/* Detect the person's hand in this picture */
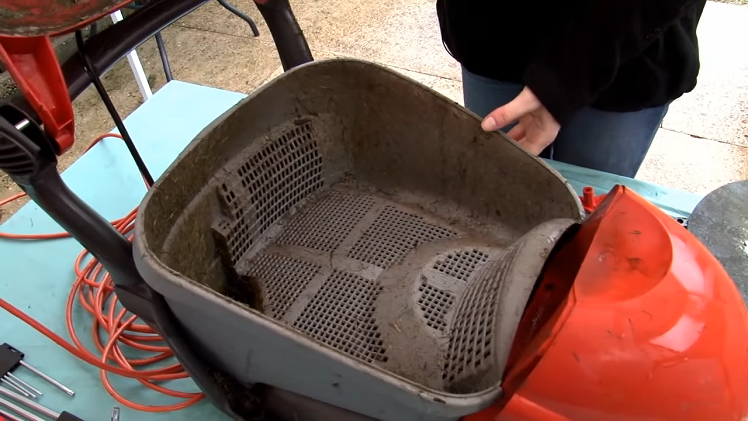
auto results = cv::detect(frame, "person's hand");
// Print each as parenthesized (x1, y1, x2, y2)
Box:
(480, 87, 561, 155)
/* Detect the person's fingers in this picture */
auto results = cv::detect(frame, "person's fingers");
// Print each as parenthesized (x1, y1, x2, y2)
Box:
(517, 121, 559, 155)
(481, 87, 541, 131)
(506, 122, 527, 141)
(518, 138, 546, 155)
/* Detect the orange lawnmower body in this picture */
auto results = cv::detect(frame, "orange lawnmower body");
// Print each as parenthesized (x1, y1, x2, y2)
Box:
(474, 186, 748, 421)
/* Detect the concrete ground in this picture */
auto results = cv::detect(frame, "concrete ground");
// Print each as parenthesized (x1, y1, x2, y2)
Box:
(1, 0, 747, 222)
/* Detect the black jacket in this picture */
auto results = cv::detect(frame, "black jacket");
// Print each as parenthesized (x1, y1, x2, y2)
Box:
(437, 0, 707, 124)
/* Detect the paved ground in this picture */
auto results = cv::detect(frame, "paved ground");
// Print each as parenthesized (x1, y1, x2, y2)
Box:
(1, 0, 747, 222)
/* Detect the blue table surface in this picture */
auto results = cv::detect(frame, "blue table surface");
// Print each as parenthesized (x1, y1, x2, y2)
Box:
(0, 80, 703, 420)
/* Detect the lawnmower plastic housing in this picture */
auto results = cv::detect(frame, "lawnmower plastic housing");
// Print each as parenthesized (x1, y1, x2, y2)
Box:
(133, 59, 585, 421)
(471, 186, 748, 421)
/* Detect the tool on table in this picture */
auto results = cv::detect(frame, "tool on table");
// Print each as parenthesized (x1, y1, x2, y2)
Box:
(0, 409, 21, 421)
(0, 396, 44, 421)
(0, 344, 75, 397)
(0, 388, 84, 421)
(0, 379, 31, 400)
(16, 361, 73, 397)
(110, 408, 119, 421)
(0, 386, 56, 418)
(4, 375, 40, 398)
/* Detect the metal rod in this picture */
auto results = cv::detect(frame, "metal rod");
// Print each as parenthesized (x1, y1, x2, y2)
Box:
(0, 386, 59, 419)
(14, 120, 29, 131)
(0, 381, 29, 399)
(4, 375, 41, 398)
(154, 32, 173, 82)
(0, 396, 46, 421)
(0, 409, 21, 421)
(217, 0, 260, 36)
(74, 29, 154, 186)
(0, 378, 34, 399)
(18, 361, 75, 396)
(111, 407, 120, 421)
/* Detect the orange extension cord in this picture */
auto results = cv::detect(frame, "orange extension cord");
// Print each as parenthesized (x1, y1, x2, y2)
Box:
(0, 133, 204, 412)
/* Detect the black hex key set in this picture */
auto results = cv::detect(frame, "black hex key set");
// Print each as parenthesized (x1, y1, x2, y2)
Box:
(0, 344, 83, 421)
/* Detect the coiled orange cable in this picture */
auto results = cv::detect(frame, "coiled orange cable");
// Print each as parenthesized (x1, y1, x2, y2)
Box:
(0, 133, 204, 412)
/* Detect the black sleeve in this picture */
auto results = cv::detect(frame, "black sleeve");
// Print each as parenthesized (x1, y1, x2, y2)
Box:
(522, 0, 703, 125)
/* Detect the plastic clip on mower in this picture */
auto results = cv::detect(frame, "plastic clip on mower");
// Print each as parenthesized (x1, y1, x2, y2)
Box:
(1, 1, 748, 421)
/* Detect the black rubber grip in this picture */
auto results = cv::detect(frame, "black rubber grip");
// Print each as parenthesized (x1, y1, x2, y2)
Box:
(0, 117, 39, 178)
(56, 411, 84, 421)
(0, 344, 23, 377)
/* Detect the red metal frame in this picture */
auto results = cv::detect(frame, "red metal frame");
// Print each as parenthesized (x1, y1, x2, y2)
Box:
(0, 35, 74, 153)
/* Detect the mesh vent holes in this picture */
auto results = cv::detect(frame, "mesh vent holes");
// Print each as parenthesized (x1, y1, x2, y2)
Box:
(434, 249, 489, 282)
(294, 271, 387, 364)
(277, 190, 375, 252)
(417, 280, 455, 332)
(348, 206, 457, 268)
(222, 214, 252, 264)
(442, 246, 519, 383)
(220, 122, 323, 263)
(245, 254, 322, 319)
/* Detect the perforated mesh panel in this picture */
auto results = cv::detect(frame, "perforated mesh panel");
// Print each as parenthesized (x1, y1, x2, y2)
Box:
(217, 191, 253, 263)
(244, 254, 322, 319)
(348, 206, 457, 268)
(219, 122, 323, 263)
(277, 190, 375, 252)
(434, 249, 489, 282)
(442, 246, 518, 382)
(294, 271, 387, 363)
(418, 280, 455, 331)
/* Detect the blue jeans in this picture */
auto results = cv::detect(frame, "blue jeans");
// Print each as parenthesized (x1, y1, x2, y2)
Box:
(461, 67, 669, 178)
